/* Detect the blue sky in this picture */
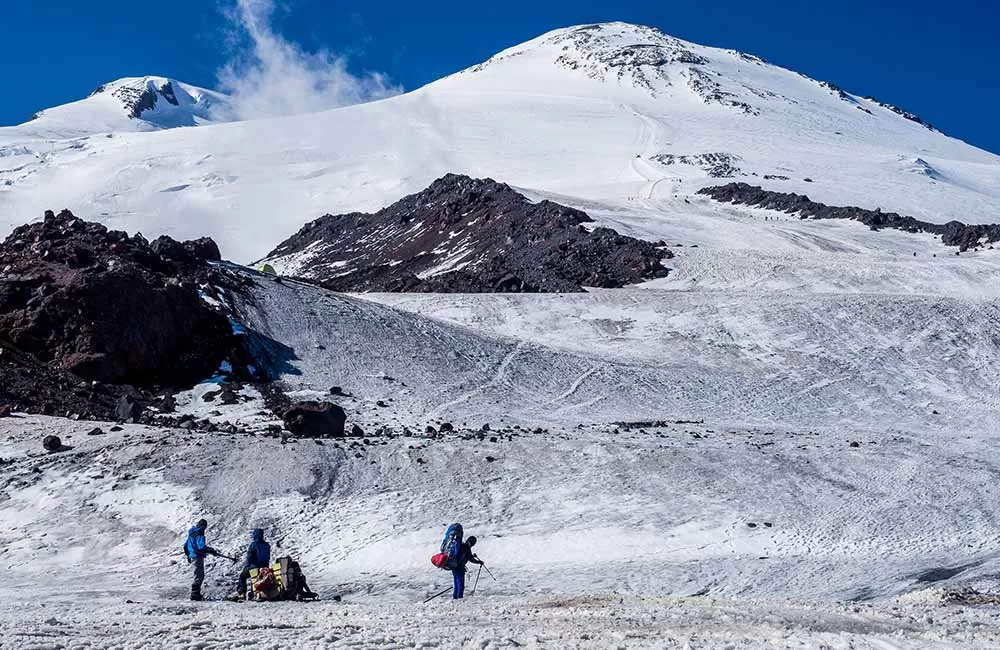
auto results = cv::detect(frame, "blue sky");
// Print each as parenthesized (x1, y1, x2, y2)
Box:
(1, 0, 997, 153)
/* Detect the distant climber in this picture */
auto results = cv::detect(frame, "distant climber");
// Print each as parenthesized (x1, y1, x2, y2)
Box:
(184, 518, 231, 601)
(232, 528, 271, 600)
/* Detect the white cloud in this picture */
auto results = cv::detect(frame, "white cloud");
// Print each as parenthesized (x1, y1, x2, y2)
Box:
(214, 0, 401, 120)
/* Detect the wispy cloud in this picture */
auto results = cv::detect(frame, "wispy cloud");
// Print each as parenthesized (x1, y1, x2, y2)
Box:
(213, 0, 401, 120)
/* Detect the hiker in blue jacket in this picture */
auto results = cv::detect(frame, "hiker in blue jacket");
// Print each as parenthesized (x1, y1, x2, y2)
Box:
(185, 518, 227, 601)
(232, 528, 271, 599)
(452, 535, 483, 599)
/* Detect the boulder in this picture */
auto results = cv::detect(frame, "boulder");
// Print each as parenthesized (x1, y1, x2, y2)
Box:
(282, 401, 346, 438)
(43, 435, 62, 452)
(0, 405, 10, 418)
(115, 395, 143, 423)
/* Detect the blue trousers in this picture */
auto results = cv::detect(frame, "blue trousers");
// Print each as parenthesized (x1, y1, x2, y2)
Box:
(452, 568, 465, 599)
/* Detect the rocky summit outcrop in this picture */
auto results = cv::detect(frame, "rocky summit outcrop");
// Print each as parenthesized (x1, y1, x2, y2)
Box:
(264, 174, 670, 292)
(699, 183, 1000, 252)
(0, 209, 233, 390)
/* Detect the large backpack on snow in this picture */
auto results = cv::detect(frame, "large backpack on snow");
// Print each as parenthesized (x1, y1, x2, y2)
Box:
(431, 523, 463, 570)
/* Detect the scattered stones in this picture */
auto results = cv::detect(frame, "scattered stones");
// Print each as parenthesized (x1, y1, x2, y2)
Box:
(849, 441, 861, 448)
(329, 386, 343, 396)
(0, 405, 10, 418)
(86, 427, 105, 436)
(350, 424, 364, 437)
(42, 435, 62, 452)
(485, 456, 497, 463)
(282, 401, 346, 438)
(109, 425, 123, 432)
(425, 425, 437, 434)
(439, 422, 454, 433)
(179, 420, 196, 430)
(218, 389, 239, 405)
(376, 400, 388, 408)
(481, 423, 491, 432)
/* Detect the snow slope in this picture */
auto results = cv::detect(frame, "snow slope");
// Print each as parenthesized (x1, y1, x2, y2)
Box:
(1, 22, 998, 262)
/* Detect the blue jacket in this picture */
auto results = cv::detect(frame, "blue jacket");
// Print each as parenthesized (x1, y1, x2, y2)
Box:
(245, 528, 271, 568)
(185, 524, 216, 560)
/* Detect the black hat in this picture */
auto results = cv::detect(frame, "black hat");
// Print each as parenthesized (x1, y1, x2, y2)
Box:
(467, 535, 477, 546)
(197, 518, 208, 528)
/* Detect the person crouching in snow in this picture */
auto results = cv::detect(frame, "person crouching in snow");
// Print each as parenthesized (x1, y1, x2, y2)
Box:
(185, 518, 228, 601)
(233, 528, 270, 600)
(452, 535, 484, 599)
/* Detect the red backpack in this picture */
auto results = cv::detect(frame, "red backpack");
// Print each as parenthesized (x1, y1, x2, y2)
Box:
(251, 567, 281, 601)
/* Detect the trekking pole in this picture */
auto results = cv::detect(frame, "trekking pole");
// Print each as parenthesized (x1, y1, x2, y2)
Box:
(480, 562, 497, 581)
(421, 586, 452, 604)
(471, 565, 483, 596)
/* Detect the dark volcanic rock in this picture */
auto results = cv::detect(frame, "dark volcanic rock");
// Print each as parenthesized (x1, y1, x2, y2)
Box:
(115, 395, 143, 423)
(0, 338, 132, 419)
(698, 183, 1000, 252)
(0, 210, 233, 387)
(43, 435, 62, 452)
(263, 174, 670, 292)
(282, 401, 347, 438)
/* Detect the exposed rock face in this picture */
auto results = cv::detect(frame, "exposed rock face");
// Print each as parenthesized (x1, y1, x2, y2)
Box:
(862, 96, 935, 131)
(264, 174, 670, 292)
(282, 401, 346, 438)
(106, 79, 180, 119)
(698, 183, 1000, 252)
(0, 337, 132, 419)
(0, 209, 233, 387)
(650, 152, 742, 178)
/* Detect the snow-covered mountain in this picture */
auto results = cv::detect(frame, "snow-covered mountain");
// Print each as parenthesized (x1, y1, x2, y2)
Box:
(1, 22, 997, 262)
(6, 23, 1000, 644)
(8, 76, 232, 139)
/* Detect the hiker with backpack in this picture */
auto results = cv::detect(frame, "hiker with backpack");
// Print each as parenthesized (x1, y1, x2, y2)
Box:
(432, 523, 484, 599)
(232, 528, 271, 600)
(184, 518, 232, 601)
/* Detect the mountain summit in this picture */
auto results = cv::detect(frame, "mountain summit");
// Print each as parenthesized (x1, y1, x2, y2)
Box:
(0, 22, 998, 259)
(13, 76, 232, 137)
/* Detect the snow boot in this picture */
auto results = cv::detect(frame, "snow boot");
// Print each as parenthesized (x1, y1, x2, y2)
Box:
(190, 585, 203, 601)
